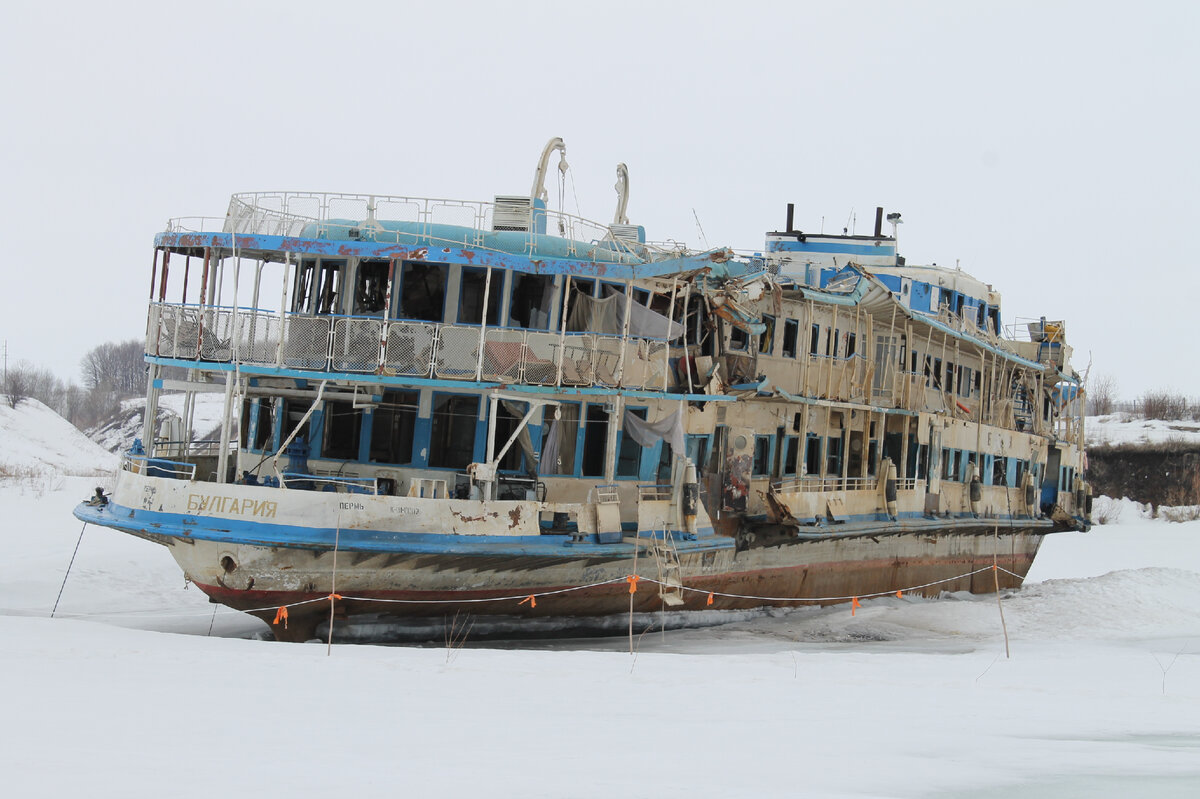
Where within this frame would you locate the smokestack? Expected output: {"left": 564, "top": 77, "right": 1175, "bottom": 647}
{"left": 786, "top": 203, "right": 795, "bottom": 233}
{"left": 874, "top": 207, "right": 883, "bottom": 238}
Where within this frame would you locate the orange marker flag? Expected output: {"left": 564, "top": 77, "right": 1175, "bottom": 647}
{"left": 851, "top": 596, "right": 861, "bottom": 616}
{"left": 519, "top": 595, "right": 537, "bottom": 608}
{"left": 896, "top": 590, "right": 903, "bottom": 599}
{"left": 706, "top": 592, "right": 714, "bottom": 607}
{"left": 627, "top": 575, "right": 640, "bottom": 594}
{"left": 273, "top": 606, "right": 289, "bottom": 629}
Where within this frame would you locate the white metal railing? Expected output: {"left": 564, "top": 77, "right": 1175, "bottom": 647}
{"left": 280, "top": 473, "right": 379, "bottom": 494}
{"left": 123, "top": 454, "right": 198, "bottom": 481}
{"left": 638, "top": 484, "right": 673, "bottom": 501}
{"left": 771, "top": 476, "right": 878, "bottom": 493}
{"left": 148, "top": 303, "right": 674, "bottom": 391}
{"left": 211, "top": 192, "right": 643, "bottom": 263}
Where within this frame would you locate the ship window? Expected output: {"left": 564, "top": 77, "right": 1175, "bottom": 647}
{"left": 494, "top": 401, "right": 533, "bottom": 473}
{"left": 369, "top": 390, "right": 418, "bottom": 465}
{"left": 353, "top": 260, "right": 390, "bottom": 315}
{"left": 322, "top": 400, "right": 363, "bottom": 460}
{"left": 923, "top": 355, "right": 933, "bottom": 386}
{"left": 458, "top": 267, "right": 503, "bottom": 326}
{"left": 429, "top": 393, "right": 480, "bottom": 469}
{"left": 509, "top": 273, "right": 555, "bottom": 330}
{"left": 782, "top": 319, "right": 799, "bottom": 358}
{"left": 281, "top": 398, "right": 311, "bottom": 446}
{"left": 825, "top": 436, "right": 843, "bottom": 476}
{"left": 752, "top": 436, "right": 772, "bottom": 477}
{"left": 867, "top": 440, "right": 878, "bottom": 476}
{"left": 809, "top": 324, "right": 820, "bottom": 356}
{"left": 846, "top": 332, "right": 856, "bottom": 358}
{"left": 993, "top": 456, "right": 1007, "bottom": 487}
{"left": 616, "top": 407, "right": 646, "bottom": 479}
{"left": 253, "top": 399, "right": 274, "bottom": 451}
{"left": 540, "top": 402, "right": 579, "bottom": 475}
{"left": 910, "top": 349, "right": 919, "bottom": 374}
{"left": 240, "top": 399, "right": 252, "bottom": 446}
{"left": 827, "top": 328, "right": 837, "bottom": 358}
{"left": 686, "top": 435, "right": 710, "bottom": 476}
{"left": 782, "top": 436, "right": 799, "bottom": 476}
{"left": 564, "top": 278, "right": 596, "bottom": 327}
{"left": 759, "top": 315, "right": 775, "bottom": 355}
{"left": 942, "top": 448, "right": 956, "bottom": 481}
{"left": 398, "top": 262, "right": 448, "bottom": 322}
{"left": 729, "top": 326, "right": 748, "bottom": 351}
{"left": 945, "top": 362, "right": 955, "bottom": 394}
{"left": 314, "top": 261, "right": 344, "bottom": 315}
{"left": 804, "top": 434, "right": 821, "bottom": 476}
{"left": 580, "top": 403, "right": 609, "bottom": 478}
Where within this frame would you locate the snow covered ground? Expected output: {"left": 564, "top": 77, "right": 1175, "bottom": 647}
{"left": 2, "top": 406, "right": 1199, "bottom": 797}
{"left": 1088, "top": 412, "right": 1200, "bottom": 448}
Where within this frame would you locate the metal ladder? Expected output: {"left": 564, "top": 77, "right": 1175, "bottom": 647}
{"left": 651, "top": 532, "right": 685, "bottom": 606}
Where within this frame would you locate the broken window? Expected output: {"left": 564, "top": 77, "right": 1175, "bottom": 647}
{"left": 458, "top": 267, "right": 503, "bottom": 326}
{"left": 781, "top": 319, "right": 798, "bottom": 358}
{"left": 580, "top": 403, "right": 609, "bottom": 478}
{"left": 322, "top": 400, "right": 363, "bottom": 460}
{"left": 825, "top": 436, "right": 843, "bottom": 476}
{"left": 398, "top": 262, "right": 448, "bottom": 322}
{"left": 616, "top": 407, "right": 646, "bottom": 478}
{"left": 782, "top": 436, "right": 799, "bottom": 476}
{"left": 509, "top": 273, "right": 555, "bottom": 330}
{"left": 846, "top": 332, "right": 856, "bottom": 358}
{"left": 729, "top": 325, "right": 748, "bottom": 351}
{"left": 539, "top": 403, "right": 579, "bottom": 475}
{"left": 429, "top": 393, "right": 479, "bottom": 469}
{"left": 369, "top": 390, "right": 418, "bottom": 464}
{"left": 752, "top": 436, "right": 771, "bottom": 476}
{"left": 353, "top": 260, "right": 390, "bottom": 315}
{"left": 281, "top": 398, "right": 313, "bottom": 446}
{"left": 804, "top": 434, "right": 821, "bottom": 476}
{"left": 253, "top": 398, "right": 274, "bottom": 451}
{"left": 759, "top": 315, "right": 775, "bottom": 355}
{"left": 809, "top": 324, "right": 821, "bottom": 356}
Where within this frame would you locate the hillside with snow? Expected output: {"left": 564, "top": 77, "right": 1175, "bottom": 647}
{"left": 1087, "top": 412, "right": 1200, "bottom": 447}
{"left": 0, "top": 396, "right": 119, "bottom": 475}
{"left": 1, "top": 401, "right": 1199, "bottom": 797}
{"left": 88, "top": 392, "right": 232, "bottom": 453}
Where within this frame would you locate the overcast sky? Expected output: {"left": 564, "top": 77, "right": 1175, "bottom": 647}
{"left": 2, "top": 1, "right": 1196, "bottom": 400}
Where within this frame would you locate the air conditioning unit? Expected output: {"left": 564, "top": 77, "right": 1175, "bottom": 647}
{"left": 492, "top": 196, "right": 533, "bottom": 232}
{"left": 607, "top": 223, "right": 645, "bottom": 244}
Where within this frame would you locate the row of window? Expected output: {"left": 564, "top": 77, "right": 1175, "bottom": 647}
{"left": 731, "top": 316, "right": 861, "bottom": 361}
{"left": 292, "top": 258, "right": 652, "bottom": 331}
{"left": 244, "top": 393, "right": 665, "bottom": 480}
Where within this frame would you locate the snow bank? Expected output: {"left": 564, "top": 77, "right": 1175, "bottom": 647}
{"left": 0, "top": 397, "right": 118, "bottom": 475}
{"left": 1088, "top": 412, "right": 1200, "bottom": 447}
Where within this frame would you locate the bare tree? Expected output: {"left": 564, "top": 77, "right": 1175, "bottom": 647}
{"left": 1087, "top": 373, "right": 1119, "bottom": 416}
{"left": 80, "top": 339, "right": 145, "bottom": 397}
{"left": 3, "top": 364, "right": 32, "bottom": 408}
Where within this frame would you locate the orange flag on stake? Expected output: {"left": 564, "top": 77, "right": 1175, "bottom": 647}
{"left": 706, "top": 592, "right": 714, "bottom": 606}
{"left": 273, "top": 606, "right": 289, "bottom": 629}
{"left": 519, "top": 595, "right": 536, "bottom": 608}
{"left": 851, "top": 596, "right": 861, "bottom": 616}
{"left": 627, "top": 575, "right": 640, "bottom": 594}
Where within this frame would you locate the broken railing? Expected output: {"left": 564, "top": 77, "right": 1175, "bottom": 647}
{"left": 147, "top": 303, "right": 673, "bottom": 390}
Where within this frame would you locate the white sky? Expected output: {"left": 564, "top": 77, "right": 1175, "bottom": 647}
{"left": 2, "top": 1, "right": 1196, "bottom": 399}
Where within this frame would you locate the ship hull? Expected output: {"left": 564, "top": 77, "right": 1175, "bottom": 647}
{"left": 75, "top": 474, "right": 1044, "bottom": 642}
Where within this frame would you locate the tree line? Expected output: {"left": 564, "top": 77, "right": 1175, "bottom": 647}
{"left": 2, "top": 339, "right": 173, "bottom": 428}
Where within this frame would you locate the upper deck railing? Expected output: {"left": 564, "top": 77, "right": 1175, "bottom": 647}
{"left": 147, "top": 303, "right": 673, "bottom": 391}
{"left": 205, "top": 192, "right": 677, "bottom": 263}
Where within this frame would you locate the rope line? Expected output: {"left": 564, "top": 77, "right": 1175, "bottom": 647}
{"left": 51, "top": 566, "right": 1022, "bottom": 621}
